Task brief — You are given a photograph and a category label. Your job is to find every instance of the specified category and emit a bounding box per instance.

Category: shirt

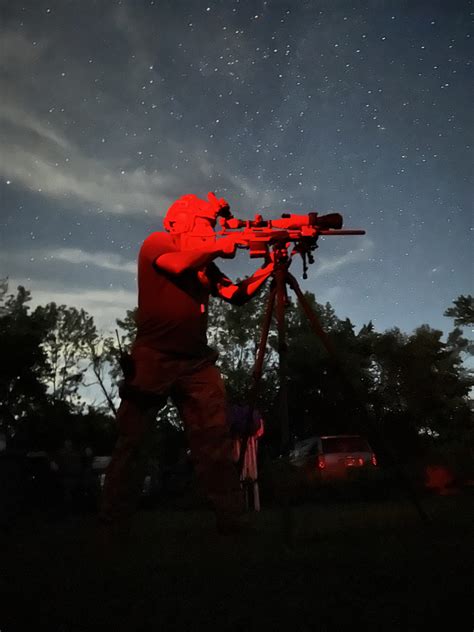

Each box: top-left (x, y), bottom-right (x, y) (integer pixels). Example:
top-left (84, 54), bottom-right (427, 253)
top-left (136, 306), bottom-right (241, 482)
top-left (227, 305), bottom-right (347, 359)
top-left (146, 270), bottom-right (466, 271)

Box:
top-left (134, 231), bottom-right (222, 358)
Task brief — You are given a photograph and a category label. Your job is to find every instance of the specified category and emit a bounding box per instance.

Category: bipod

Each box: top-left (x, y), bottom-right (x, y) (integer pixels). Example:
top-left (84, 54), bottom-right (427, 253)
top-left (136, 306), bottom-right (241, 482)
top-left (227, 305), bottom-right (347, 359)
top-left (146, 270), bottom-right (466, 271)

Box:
top-left (242, 245), bottom-right (429, 546)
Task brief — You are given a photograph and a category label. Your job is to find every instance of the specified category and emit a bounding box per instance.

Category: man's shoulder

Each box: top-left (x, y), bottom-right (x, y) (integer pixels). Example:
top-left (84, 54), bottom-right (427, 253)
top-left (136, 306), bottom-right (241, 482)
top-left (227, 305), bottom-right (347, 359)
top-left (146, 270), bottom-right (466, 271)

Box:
top-left (142, 231), bottom-right (174, 247)
top-left (140, 232), bottom-right (177, 256)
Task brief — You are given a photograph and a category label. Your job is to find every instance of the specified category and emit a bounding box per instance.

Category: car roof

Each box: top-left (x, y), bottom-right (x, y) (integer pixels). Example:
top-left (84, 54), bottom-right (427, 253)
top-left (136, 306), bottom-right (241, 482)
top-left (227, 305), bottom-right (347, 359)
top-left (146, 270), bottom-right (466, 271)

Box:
top-left (294, 434), bottom-right (364, 444)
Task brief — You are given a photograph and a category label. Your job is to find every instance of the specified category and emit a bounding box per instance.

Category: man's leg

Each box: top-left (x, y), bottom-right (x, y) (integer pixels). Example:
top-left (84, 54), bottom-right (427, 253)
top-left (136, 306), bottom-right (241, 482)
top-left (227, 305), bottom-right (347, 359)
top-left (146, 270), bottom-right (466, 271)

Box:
top-left (99, 398), bottom-right (157, 526)
top-left (173, 364), bottom-right (245, 529)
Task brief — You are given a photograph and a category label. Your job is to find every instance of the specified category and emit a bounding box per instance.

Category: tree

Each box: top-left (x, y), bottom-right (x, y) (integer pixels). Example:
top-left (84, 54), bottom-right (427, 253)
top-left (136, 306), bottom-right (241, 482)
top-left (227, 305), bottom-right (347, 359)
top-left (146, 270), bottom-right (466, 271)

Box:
top-left (115, 309), bottom-right (138, 348)
top-left (209, 288), bottom-right (373, 448)
top-left (0, 288), bottom-right (122, 448)
top-left (83, 330), bottom-right (119, 417)
top-left (283, 295), bottom-right (373, 440)
top-left (209, 287), bottom-right (473, 457)
top-left (208, 289), bottom-right (279, 419)
top-left (370, 324), bottom-right (473, 453)
top-left (444, 295), bottom-right (474, 327)
top-left (32, 303), bottom-right (97, 408)
top-left (3, 276), bottom-right (471, 460)
top-left (0, 277), bottom-right (9, 315)
top-left (107, 308), bottom-right (138, 386)
top-left (30, 303), bottom-right (126, 417)
top-left (0, 283), bottom-right (50, 440)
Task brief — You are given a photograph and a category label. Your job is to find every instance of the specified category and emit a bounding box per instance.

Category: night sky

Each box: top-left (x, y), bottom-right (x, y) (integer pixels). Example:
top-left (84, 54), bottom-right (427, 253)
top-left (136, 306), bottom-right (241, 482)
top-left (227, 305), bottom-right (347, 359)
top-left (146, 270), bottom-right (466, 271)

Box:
top-left (1, 0), bottom-right (472, 337)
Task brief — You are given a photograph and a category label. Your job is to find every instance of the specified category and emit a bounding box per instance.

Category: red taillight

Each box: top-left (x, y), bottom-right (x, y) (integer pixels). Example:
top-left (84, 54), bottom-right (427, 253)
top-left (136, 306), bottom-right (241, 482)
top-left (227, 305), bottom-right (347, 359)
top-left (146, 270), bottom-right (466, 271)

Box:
top-left (371, 454), bottom-right (377, 466)
top-left (346, 456), bottom-right (364, 467)
top-left (317, 455), bottom-right (326, 469)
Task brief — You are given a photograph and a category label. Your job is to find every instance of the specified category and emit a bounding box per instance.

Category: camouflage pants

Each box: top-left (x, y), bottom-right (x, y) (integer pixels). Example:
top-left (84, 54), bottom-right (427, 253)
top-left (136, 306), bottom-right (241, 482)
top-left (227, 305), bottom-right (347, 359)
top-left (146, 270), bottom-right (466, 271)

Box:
top-left (99, 347), bottom-right (243, 524)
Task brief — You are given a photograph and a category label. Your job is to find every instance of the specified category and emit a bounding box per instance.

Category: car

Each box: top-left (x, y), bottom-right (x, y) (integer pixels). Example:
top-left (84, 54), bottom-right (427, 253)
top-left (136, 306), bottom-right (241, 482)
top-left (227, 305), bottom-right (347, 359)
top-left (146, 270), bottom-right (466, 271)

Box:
top-left (289, 434), bottom-right (378, 484)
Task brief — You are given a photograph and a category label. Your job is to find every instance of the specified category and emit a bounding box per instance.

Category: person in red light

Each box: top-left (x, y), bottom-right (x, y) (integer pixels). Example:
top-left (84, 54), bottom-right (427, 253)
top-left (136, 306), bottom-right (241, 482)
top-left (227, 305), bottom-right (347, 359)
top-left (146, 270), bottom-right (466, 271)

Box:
top-left (99, 192), bottom-right (274, 534)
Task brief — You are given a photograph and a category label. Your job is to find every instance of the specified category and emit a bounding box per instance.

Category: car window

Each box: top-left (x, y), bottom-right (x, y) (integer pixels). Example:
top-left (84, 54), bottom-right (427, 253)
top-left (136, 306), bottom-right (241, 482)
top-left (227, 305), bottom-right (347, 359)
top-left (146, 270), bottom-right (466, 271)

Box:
top-left (321, 437), bottom-right (371, 453)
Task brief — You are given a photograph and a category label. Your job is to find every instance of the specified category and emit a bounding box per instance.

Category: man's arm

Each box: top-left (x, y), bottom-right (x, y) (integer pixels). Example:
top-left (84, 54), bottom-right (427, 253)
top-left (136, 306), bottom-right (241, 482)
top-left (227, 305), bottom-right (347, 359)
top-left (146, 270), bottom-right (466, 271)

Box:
top-left (154, 235), bottom-right (240, 275)
top-left (211, 261), bottom-right (274, 306)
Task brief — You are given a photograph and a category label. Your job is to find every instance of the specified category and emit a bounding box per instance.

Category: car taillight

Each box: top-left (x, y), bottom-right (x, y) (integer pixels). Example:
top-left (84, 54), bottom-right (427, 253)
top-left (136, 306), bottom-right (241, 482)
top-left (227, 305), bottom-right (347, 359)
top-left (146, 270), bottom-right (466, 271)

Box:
top-left (317, 455), bottom-right (326, 469)
top-left (371, 454), bottom-right (377, 466)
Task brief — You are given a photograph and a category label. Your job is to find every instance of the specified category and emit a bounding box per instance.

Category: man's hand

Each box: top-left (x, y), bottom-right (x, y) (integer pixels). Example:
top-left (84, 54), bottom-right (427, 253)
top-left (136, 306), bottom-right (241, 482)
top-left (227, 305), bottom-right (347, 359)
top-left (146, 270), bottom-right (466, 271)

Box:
top-left (215, 253), bottom-right (274, 304)
top-left (263, 247), bottom-right (279, 267)
top-left (214, 234), bottom-right (249, 259)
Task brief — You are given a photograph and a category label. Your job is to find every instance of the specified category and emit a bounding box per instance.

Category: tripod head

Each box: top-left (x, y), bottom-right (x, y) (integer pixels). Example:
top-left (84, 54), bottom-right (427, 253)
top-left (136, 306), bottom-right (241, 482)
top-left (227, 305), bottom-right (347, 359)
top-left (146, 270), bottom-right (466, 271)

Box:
top-left (217, 211), bottom-right (365, 279)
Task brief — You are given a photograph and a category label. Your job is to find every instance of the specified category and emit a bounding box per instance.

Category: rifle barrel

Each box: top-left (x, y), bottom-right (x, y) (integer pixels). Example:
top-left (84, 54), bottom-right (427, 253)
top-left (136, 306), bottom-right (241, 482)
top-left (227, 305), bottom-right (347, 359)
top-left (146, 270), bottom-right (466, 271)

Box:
top-left (319, 230), bottom-right (366, 235)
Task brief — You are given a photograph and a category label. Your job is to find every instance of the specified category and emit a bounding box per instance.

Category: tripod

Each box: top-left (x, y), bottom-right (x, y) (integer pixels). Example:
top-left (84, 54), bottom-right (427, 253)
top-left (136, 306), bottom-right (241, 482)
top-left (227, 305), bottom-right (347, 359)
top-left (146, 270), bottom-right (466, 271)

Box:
top-left (239, 244), bottom-right (429, 544)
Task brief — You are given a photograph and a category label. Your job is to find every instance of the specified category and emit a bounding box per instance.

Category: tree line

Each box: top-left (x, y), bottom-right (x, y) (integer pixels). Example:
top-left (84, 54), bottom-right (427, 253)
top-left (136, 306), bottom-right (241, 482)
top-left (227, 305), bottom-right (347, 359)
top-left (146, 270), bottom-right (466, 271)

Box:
top-left (0, 278), bottom-right (472, 465)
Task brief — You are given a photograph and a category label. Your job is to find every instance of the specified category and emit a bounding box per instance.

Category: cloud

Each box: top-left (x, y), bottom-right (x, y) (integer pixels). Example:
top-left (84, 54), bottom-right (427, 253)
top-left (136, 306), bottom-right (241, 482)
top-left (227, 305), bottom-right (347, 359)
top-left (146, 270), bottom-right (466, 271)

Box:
top-left (312, 237), bottom-right (375, 276)
top-left (50, 248), bottom-right (136, 274)
top-left (0, 113), bottom-right (177, 215)
top-left (0, 16), bottom-right (290, 220)
top-left (7, 276), bottom-right (136, 333)
top-left (0, 22), bottom-right (177, 216)
top-left (0, 248), bottom-right (137, 295)
top-left (0, 103), bottom-right (71, 151)
top-left (0, 100), bottom-right (283, 218)
top-left (0, 83), bottom-right (276, 218)
top-left (0, 29), bottom-right (49, 67)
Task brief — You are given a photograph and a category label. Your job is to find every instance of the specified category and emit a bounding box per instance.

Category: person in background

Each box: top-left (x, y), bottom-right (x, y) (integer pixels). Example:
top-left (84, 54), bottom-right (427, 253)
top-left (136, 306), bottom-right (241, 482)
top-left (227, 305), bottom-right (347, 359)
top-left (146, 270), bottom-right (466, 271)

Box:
top-left (227, 403), bottom-right (264, 512)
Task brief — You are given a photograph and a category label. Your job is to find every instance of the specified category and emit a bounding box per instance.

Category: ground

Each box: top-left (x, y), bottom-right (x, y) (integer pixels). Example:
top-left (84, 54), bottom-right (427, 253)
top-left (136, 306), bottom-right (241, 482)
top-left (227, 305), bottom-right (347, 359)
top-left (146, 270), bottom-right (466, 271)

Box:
top-left (1, 493), bottom-right (473, 631)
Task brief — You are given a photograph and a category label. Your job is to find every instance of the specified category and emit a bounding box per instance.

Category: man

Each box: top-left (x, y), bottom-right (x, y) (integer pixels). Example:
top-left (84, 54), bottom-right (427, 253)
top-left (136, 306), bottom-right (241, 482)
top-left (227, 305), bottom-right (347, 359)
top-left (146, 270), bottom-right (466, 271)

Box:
top-left (227, 403), bottom-right (264, 512)
top-left (99, 192), bottom-right (274, 533)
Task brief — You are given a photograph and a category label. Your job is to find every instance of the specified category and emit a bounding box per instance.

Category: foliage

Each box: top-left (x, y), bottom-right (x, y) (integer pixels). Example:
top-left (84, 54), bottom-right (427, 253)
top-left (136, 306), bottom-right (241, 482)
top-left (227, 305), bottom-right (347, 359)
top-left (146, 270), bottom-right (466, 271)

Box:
top-left (444, 294), bottom-right (474, 327)
top-left (32, 303), bottom-right (95, 407)
top-left (0, 282), bottom-right (120, 450)
top-left (0, 283), bottom-right (50, 439)
top-left (210, 288), bottom-right (473, 459)
top-left (1, 276), bottom-right (472, 462)
top-left (208, 289), bottom-right (278, 411)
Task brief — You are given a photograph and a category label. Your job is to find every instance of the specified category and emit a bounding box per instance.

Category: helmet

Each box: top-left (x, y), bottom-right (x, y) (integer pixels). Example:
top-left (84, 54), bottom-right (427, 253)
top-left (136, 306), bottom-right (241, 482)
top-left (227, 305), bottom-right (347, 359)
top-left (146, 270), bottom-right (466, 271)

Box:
top-left (163, 192), bottom-right (231, 233)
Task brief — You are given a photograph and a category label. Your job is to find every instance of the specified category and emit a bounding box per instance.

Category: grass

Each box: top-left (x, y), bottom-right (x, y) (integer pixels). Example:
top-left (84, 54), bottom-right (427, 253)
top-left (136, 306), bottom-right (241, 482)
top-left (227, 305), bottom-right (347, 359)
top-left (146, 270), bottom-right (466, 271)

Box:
top-left (1, 492), bottom-right (473, 631)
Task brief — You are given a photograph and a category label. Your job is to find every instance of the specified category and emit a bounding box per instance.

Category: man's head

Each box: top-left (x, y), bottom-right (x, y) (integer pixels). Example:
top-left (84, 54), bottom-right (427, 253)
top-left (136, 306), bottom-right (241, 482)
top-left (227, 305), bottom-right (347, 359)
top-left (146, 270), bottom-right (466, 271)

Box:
top-left (164, 192), bottom-right (231, 250)
top-left (164, 192), bottom-right (230, 234)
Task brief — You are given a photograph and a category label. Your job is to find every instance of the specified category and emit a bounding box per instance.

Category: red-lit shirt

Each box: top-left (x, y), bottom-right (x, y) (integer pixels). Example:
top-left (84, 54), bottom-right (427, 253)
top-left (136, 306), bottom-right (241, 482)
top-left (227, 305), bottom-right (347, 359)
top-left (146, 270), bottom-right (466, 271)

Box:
top-left (134, 231), bottom-right (222, 358)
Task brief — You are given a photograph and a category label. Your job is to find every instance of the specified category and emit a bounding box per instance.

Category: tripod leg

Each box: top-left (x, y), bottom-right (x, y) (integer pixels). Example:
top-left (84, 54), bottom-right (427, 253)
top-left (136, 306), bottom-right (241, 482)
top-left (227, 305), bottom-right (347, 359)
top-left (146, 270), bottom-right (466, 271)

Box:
top-left (237, 285), bottom-right (276, 479)
top-left (275, 266), bottom-right (296, 548)
top-left (286, 271), bottom-right (430, 525)
top-left (251, 285), bottom-right (277, 391)
top-left (286, 272), bottom-right (338, 358)
top-left (275, 267), bottom-right (290, 454)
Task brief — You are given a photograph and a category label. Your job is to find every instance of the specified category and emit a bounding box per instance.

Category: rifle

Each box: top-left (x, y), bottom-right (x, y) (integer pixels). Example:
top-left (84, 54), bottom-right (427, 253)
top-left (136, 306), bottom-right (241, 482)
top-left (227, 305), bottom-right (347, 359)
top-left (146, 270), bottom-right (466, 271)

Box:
top-left (217, 211), bottom-right (365, 277)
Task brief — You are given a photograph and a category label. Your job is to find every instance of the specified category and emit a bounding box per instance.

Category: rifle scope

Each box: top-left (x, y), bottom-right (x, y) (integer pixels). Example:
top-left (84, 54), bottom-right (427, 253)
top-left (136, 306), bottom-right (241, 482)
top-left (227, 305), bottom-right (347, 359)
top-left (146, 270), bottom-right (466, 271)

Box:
top-left (220, 212), bottom-right (343, 230)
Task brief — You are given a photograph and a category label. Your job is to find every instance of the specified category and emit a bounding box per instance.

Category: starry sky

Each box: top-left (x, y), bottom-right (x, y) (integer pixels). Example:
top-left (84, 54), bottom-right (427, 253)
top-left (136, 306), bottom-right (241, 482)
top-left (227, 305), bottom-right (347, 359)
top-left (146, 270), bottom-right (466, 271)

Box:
top-left (1, 0), bottom-right (472, 338)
